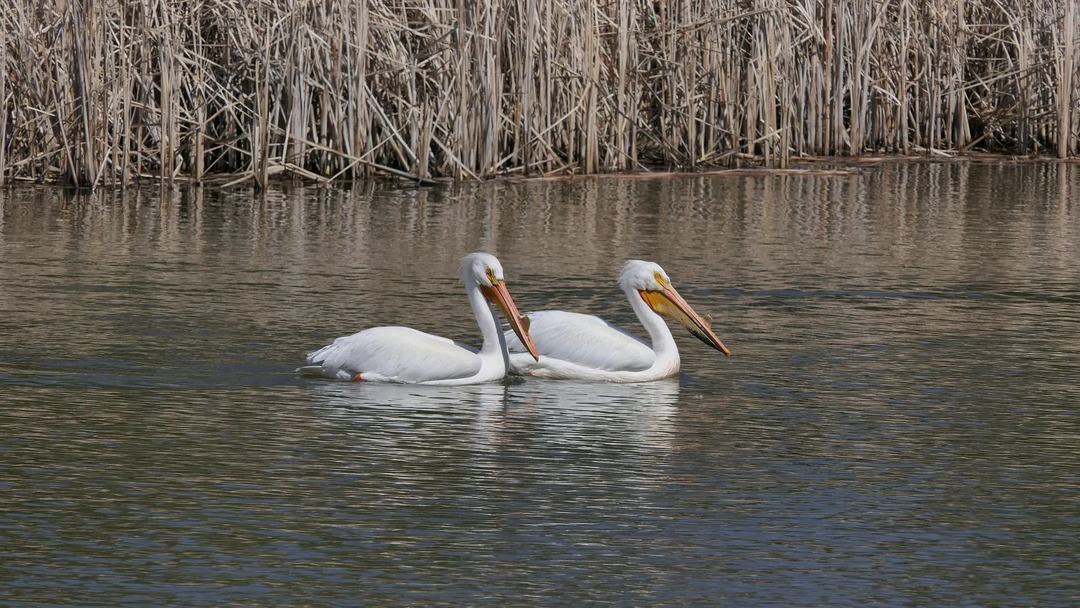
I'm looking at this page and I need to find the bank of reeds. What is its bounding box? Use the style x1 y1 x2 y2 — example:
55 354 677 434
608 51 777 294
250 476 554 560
1 0 1078 188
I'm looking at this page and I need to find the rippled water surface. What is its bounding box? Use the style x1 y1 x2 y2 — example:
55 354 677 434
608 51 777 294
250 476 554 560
2 163 1079 606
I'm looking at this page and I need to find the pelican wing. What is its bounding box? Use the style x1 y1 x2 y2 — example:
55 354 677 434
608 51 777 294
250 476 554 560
505 310 655 372
304 326 482 383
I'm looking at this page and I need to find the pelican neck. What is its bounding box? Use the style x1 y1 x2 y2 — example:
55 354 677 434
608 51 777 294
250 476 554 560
465 279 504 356
624 287 679 360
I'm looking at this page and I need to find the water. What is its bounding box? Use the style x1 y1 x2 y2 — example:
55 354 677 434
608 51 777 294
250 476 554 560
2 163 1078 606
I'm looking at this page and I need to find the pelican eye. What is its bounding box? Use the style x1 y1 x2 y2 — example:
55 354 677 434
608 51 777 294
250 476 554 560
485 267 498 285
653 271 669 289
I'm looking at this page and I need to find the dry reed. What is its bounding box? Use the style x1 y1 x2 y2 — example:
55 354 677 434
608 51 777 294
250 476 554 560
1 0 1078 188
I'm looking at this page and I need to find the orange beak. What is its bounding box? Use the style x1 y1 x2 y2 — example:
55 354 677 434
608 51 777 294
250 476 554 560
639 287 732 356
482 280 540 361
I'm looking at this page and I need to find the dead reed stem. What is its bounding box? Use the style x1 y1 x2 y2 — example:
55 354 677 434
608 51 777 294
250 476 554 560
0 9 6 186
1055 0 1079 158
1 0 1078 188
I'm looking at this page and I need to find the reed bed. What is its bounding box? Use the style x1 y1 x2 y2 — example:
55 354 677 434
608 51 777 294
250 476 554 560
1 0 1078 187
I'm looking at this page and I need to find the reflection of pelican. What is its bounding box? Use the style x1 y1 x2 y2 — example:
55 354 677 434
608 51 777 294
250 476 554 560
505 260 730 381
299 252 538 385
498 379 681 451
307 381 679 461
307 381 509 414
507 378 680 415
305 382 511 472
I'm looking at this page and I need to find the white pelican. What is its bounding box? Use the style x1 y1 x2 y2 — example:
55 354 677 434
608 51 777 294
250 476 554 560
299 252 539 385
504 260 731 382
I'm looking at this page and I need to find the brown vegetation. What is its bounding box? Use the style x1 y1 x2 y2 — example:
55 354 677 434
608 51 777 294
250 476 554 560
1 0 1078 188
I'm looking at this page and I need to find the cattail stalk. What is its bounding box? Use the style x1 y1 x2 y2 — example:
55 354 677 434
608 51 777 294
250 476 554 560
1057 0 1078 158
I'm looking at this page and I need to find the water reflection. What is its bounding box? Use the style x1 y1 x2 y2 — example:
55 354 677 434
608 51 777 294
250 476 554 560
306 378 679 456
501 380 678 450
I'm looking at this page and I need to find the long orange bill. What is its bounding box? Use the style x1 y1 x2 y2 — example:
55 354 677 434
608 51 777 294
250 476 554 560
639 287 732 356
482 280 540 361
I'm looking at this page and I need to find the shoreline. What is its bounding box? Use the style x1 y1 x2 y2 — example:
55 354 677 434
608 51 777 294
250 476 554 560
2 153 1078 193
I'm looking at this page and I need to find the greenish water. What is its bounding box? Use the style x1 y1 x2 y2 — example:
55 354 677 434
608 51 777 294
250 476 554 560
2 163 1078 606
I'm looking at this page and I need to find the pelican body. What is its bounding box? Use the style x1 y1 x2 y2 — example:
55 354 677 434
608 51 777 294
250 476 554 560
505 260 730 382
300 252 539 385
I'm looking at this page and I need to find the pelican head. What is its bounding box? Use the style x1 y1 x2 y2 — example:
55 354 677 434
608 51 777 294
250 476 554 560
459 252 539 360
619 260 732 356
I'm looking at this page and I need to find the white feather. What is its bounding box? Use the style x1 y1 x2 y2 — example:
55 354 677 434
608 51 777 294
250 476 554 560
505 311 654 372
304 327 482 383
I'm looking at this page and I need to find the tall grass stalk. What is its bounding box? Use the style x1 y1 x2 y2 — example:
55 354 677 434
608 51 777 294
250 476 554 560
1 0 1078 187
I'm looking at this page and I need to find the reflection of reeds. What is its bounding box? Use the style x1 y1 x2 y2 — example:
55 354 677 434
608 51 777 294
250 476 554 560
1 0 1078 188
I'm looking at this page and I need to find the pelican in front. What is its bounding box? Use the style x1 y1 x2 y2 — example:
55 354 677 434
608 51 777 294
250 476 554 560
504 260 730 382
299 252 539 385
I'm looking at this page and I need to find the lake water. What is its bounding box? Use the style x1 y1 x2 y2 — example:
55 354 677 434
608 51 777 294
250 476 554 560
1 162 1078 606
